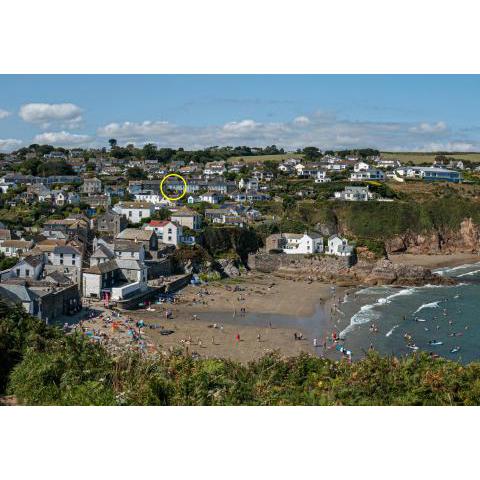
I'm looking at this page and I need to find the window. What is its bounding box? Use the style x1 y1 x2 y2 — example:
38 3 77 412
16 269 20 276
72 260 75 266
129 211 132 217
60 259 63 265
139 211 143 217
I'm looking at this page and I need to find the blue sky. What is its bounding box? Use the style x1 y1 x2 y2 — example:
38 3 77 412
0 75 479 152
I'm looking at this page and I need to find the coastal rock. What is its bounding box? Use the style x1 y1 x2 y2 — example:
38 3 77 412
216 258 241 277
363 259 455 286
385 218 480 255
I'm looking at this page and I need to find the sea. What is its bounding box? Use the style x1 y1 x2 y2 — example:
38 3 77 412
335 261 480 363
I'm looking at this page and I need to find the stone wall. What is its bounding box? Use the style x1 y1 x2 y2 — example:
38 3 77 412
248 253 452 286
248 252 353 274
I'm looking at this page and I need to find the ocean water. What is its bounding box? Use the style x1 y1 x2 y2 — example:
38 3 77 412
196 261 480 363
336 262 480 363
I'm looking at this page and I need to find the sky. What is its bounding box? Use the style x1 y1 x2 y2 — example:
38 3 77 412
0 75 480 152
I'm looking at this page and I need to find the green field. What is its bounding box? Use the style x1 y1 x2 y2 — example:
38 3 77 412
381 152 480 165
227 153 303 164
228 151 480 166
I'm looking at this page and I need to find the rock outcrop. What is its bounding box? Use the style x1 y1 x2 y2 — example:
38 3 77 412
248 253 455 287
385 218 480 255
362 259 455 286
216 258 241 277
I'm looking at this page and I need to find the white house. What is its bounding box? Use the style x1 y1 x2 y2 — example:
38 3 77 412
238 178 259 191
0 180 14 193
283 233 323 254
354 161 370 172
334 186 371 201
113 201 155 223
114 241 146 261
0 239 34 257
144 220 183 247
199 192 221 204
350 168 385 182
278 163 294 174
327 235 353 256
314 171 331 183
133 192 173 207
395 166 461 183
50 245 82 268
204 162 226 176
324 162 348 171
10 255 44 280
294 163 306 175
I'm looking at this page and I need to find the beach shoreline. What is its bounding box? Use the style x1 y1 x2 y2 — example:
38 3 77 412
78 253 480 363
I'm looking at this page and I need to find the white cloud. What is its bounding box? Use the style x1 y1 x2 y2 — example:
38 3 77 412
0 109 11 120
33 131 92 146
293 116 310 125
409 121 447 134
97 121 175 140
0 138 22 152
222 119 262 133
19 103 83 127
95 114 480 152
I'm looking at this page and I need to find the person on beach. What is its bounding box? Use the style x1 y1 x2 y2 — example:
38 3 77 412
257 334 261 342
313 338 318 348
235 333 240 343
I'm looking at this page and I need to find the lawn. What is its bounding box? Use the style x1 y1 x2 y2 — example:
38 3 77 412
381 152 480 164
227 153 303 164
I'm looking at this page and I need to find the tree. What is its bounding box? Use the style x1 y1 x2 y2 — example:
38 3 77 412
142 143 158 160
127 166 147 180
302 147 322 161
108 139 117 150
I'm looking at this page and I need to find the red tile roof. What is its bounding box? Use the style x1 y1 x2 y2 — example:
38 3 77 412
148 220 170 227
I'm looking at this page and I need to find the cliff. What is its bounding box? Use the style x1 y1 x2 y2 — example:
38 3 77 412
384 218 480 255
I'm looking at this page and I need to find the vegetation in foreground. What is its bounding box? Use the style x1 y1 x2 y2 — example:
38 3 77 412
1 301 480 406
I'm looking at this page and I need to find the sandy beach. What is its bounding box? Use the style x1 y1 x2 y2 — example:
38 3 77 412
77 253 480 363
389 253 480 269
77 273 346 362
126 274 342 362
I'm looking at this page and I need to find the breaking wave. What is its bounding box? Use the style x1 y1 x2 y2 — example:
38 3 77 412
385 324 399 337
414 301 441 313
340 287 416 338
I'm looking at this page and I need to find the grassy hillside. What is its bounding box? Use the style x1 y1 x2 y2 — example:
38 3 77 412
381 152 480 165
227 153 303 164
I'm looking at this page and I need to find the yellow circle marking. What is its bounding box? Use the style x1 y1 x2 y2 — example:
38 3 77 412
160 173 187 201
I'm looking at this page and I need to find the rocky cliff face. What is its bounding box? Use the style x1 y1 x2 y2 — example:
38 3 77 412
385 218 480 255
